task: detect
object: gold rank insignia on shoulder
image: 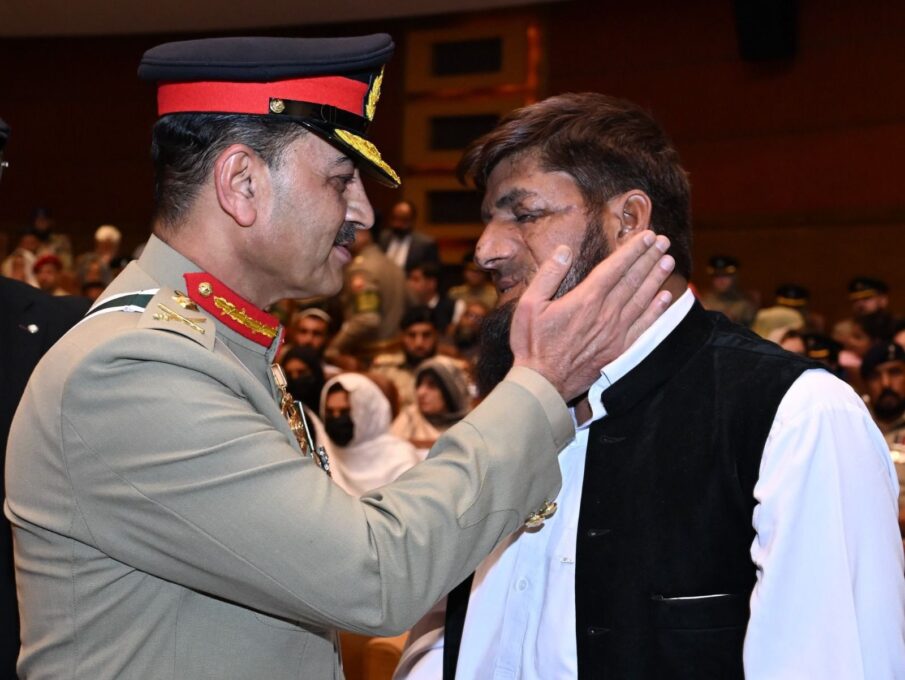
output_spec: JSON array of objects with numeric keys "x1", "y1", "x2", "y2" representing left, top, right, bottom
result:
[
  {"x1": 153, "y1": 303, "x2": 207, "y2": 334},
  {"x1": 172, "y1": 290, "x2": 200, "y2": 311},
  {"x1": 271, "y1": 363, "x2": 331, "y2": 476},
  {"x1": 524, "y1": 500, "x2": 557, "y2": 529}
]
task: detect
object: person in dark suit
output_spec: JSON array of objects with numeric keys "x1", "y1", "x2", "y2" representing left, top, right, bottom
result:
[
  {"x1": 0, "y1": 117, "x2": 91, "y2": 678},
  {"x1": 379, "y1": 200, "x2": 439, "y2": 272},
  {"x1": 396, "y1": 93, "x2": 904, "y2": 680}
]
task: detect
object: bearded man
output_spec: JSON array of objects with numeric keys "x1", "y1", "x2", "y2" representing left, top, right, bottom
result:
[
  {"x1": 396, "y1": 93, "x2": 905, "y2": 680},
  {"x1": 4, "y1": 40, "x2": 675, "y2": 679}
]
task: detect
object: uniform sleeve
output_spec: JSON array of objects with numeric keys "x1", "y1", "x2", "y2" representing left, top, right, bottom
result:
[
  {"x1": 745, "y1": 369, "x2": 905, "y2": 679},
  {"x1": 57, "y1": 334, "x2": 570, "y2": 636}
]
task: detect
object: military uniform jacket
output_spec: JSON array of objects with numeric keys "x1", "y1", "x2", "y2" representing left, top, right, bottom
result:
[
  {"x1": 331, "y1": 243, "x2": 406, "y2": 354},
  {"x1": 5, "y1": 235, "x2": 568, "y2": 680}
]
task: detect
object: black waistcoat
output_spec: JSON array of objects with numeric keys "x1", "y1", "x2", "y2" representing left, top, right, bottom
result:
[{"x1": 575, "y1": 302, "x2": 819, "y2": 679}]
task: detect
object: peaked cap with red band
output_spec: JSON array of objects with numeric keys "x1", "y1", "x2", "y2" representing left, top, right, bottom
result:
[{"x1": 138, "y1": 34, "x2": 400, "y2": 188}]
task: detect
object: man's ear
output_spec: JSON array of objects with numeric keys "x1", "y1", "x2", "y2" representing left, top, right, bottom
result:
[
  {"x1": 611, "y1": 190, "x2": 653, "y2": 243},
  {"x1": 213, "y1": 144, "x2": 264, "y2": 228}
]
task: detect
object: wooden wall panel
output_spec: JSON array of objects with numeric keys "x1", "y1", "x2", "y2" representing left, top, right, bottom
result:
[{"x1": 0, "y1": 0, "x2": 902, "y2": 323}]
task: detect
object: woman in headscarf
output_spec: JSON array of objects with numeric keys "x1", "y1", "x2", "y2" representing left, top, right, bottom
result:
[
  {"x1": 319, "y1": 372, "x2": 423, "y2": 497},
  {"x1": 390, "y1": 355, "x2": 472, "y2": 450},
  {"x1": 279, "y1": 344, "x2": 331, "y2": 461}
]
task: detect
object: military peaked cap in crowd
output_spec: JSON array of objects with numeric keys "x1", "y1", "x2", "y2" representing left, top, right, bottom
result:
[
  {"x1": 803, "y1": 333, "x2": 841, "y2": 364},
  {"x1": 706, "y1": 255, "x2": 738, "y2": 276},
  {"x1": 775, "y1": 283, "x2": 809, "y2": 308},
  {"x1": 138, "y1": 35, "x2": 400, "y2": 187},
  {"x1": 860, "y1": 342, "x2": 905, "y2": 379},
  {"x1": 848, "y1": 276, "x2": 889, "y2": 301}
]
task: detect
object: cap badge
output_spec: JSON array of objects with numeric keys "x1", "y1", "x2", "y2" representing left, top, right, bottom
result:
[{"x1": 365, "y1": 67, "x2": 383, "y2": 122}]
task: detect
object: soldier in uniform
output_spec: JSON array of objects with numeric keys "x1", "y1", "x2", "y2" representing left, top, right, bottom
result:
[
  {"x1": 698, "y1": 255, "x2": 756, "y2": 327},
  {"x1": 4, "y1": 36, "x2": 674, "y2": 678},
  {"x1": 849, "y1": 276, "x2": 890, "y2": 317},
  {"x1": 329, "y1": 224, "x2": 406, "y2": 364}
]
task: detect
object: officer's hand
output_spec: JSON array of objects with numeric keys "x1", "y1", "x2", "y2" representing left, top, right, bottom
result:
[{"x1": 510, "y1": 230, "x2": 674, "y2": 402}]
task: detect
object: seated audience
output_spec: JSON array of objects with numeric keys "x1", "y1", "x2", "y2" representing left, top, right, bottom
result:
[
  {"x1": 379, "y1": 200, "x2": 439, "y2": 272},
  {"x1": 372, "y1": 306, "x2": 440, "y2": 409},
  {"x1": 74, "y1": 224, "x2": 122, "y2": 286},
  {"x1": 329, "y1": 226, "x2": 406, "y2": 365},
  {"x1": 448, "y1": 251, "x2": 497, "y2": 312},
  {"x1": 861, "y1": 342, "x2": 905, "y2": 524},
  {"x1": 391, "y1": 356, "x2": 472, "y2": 450},
  {"x1": 862, "y1": 342, "x2": 905, "y2": 445},
  {"x1": 849, "y1": 276, "x2": 890, "y2": 317},
  {"x1": 451, "y1": 299, "x2": 490, "y2": 366},
  {"x1": 405, "y1": 261, "x2": 464, "y2": 335},
  {"x1": 778, "y1": 329, "x2": 806, "y2": 355},
  {"x1": 279, "y1": 345, "x2": 331, "y2": 457},
  {"x1": 319, "y1": 373, "x2": 423, "y2": 497},
  {"x1": 33, "y1": 254, "x2": 68, "y2": 295},
  {"x1": 288, "y1": 307, "x2": 341, "y2": 378},
  {"x1": 699, "y1": 255, "x2": 756, "y2": 326},
  {"x1": 1, "y1": 248, "x2": 37, "y2": 286},
  {"x1": 752, "y1": 283, "x2": 809, "y2": 340}
]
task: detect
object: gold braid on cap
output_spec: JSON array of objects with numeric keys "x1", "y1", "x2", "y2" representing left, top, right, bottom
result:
[
  {"x1": 335, "y1": 129, "x2": 400, "y2": 185},
  {"x1": 365, "y1": 68, "x2": 383, "y2": 121}
]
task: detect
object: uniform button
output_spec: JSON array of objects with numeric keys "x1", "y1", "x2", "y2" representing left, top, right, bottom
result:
[{"x1": 516, "y1": 578, "x2": 529, "y2": 592}]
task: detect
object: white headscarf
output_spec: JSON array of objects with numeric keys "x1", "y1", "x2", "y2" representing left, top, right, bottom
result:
[{"x1": 320, "y1": 372, "x2": 423, "y2": 496}]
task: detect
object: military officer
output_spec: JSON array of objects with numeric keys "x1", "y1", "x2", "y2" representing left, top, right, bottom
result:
[
  {"x1": 5, "y1": 36, "x2": 674, "y2": 679},
  {"x1": 329, "y1": 224, "x2": 407, "y2": 363}
]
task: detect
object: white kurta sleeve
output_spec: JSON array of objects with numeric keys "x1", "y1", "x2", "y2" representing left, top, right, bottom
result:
[{"x1": 746, "y1": 369, "x2": 905, "y2": 679}]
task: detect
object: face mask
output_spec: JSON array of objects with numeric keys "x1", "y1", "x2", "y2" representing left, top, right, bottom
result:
[{"x1": 325, "y1": 413, "x2": 355, "y2": 447}]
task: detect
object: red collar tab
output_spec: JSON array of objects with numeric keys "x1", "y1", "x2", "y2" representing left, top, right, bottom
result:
[
  {"x1": 184, "y1": 272, "x2": 280, "y2": 347},
  {"x1": 157, "y1": 76, "x2": 368, "y2": 117}
]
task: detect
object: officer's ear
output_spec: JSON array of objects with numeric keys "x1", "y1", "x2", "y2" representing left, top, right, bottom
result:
[
  {"x1": 607, "y1": 190, "x2": 653, "y2": 245},
  {"x1": 213, "y1": 144, "x2": 263, "y2": 228}
]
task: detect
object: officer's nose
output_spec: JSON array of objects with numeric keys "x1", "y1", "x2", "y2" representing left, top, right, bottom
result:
[{"x1": 347, "y1": 171, "x2": 375, "y2": 229}]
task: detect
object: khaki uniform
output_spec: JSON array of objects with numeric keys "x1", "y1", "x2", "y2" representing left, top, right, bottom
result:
[
  {"x1": 331, "y1": 242, "x2": 406, "y2": 356},
  {"x1": 5, "y1": 235, "x2": 569, "y2": 679}
]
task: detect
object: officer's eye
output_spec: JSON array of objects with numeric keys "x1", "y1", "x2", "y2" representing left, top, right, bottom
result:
[{"x1": 332, "y1": 174, "x2": 355, "y2": 191}]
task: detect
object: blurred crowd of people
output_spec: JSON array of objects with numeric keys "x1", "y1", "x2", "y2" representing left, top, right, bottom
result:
[
  {"x1": 3, "y1": 204, "x2": 904, "y2": 507},
  {"x1": 699, "y1": 255, "x2": 905, "y2": 504},
  {"x1": 1, "y1": 209, "x2": 139, "y2": 301}
]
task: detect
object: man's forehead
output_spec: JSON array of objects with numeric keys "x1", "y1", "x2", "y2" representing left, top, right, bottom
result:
[
  {"x1": 480, "y1": 154, "x2": 582, "y2": 217},
  {"x1": 295, "y1": 131, "x2": 354, "y2": 169},
  {"x1": 871, "y1": 360, "x2": 905, "y2": 376}
]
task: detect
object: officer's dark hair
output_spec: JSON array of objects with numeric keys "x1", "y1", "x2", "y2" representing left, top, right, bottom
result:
[
  {"x1": 400, "y1": 305, "x2": 438, "y2": 331},
  {"x1": 151, "y1": 113, "x2": 308, "y2": 230},
  {"x1": 458, "y1": 92, "x2": 693, "y2": 279}
]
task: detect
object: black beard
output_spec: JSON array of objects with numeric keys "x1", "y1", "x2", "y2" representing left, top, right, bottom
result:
[
  {"x1": 874, "y1": 388, "x2": 905, "y2": 422},
  {"x1": 454, "y1": 325, "x2": 480, "y2": 349},
  {"x1": 475, "y1": 218, "x2": 609, "y2": 397}
]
